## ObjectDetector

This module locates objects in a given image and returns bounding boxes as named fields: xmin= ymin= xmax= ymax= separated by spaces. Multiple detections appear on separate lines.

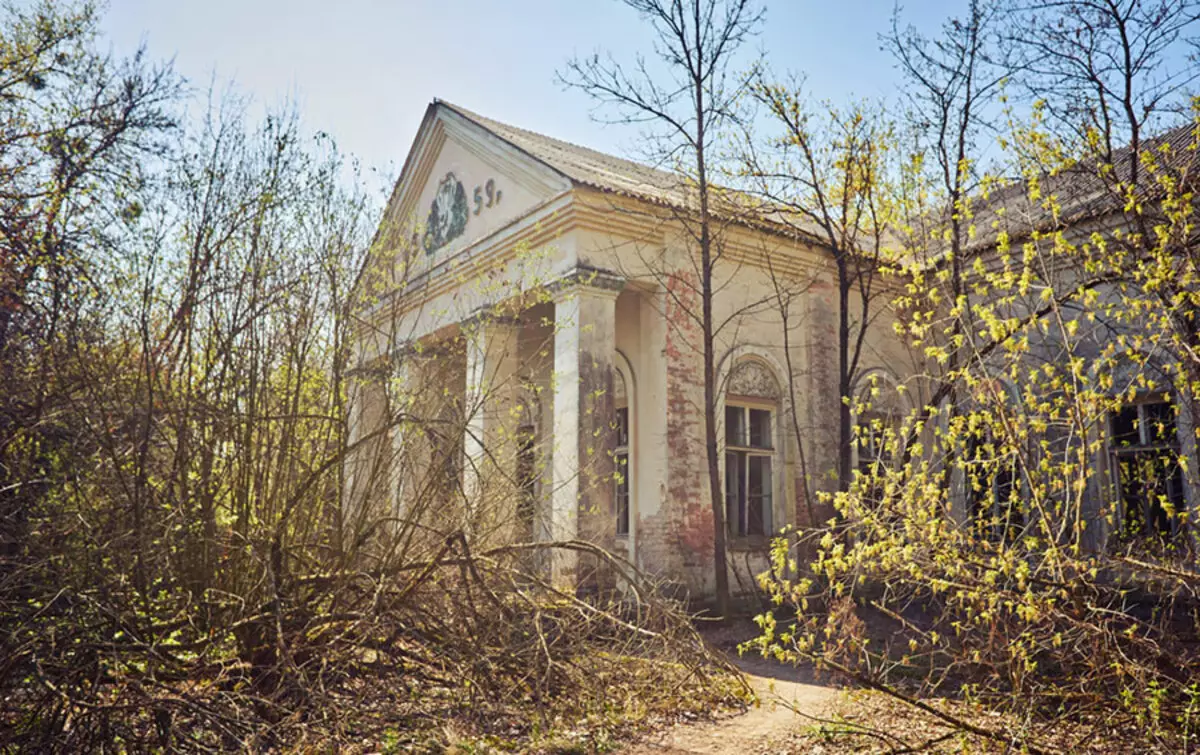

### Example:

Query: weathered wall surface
xmin=356 ymin=152 xmax=919 ymax=599
xmin=576 ymin=215 xmax=916 ymax=601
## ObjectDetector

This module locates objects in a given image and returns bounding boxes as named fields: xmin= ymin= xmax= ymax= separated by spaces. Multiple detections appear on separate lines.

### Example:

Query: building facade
xmin=346 ymin=100 xmax=911 ymax=599
xmin=347 ymin=101 xmax=1200 ymax=600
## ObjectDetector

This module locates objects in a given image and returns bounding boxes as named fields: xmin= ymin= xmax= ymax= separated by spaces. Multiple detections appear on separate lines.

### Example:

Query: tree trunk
xmin=697 ymin=59 xmax=731 ymax=619
xmin=837 ymin=261 xmax=854 ymax=493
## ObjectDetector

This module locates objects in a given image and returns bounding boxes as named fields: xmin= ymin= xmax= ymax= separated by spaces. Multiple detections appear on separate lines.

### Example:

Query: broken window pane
xmin=1142 ymin=401 xmax=1176 ymax=444
xmin=1111 ymin=405 xmax=1140 ymax=447
xmin=1110 ymin=396 xmax=1186 ymax=548
xmin=614 ymin=407 xmax=629 ymax=447
xmin=615 ymin=451 xmax=629 ymax=535
xmin=725 ymin=451 xmax=745 ymax=534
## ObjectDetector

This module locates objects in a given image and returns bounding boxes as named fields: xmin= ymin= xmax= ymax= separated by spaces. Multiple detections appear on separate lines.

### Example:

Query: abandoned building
xmin=346 ymin=100 xmax=1199 ymax=601
xmin=345 ymin=99 xmax=912 ymax=599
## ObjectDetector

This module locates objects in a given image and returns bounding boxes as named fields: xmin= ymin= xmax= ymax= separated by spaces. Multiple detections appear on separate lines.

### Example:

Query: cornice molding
xmin=357 ymin=187 xmax=840 ymax=339
xmin=394 ymin=123 xmax=447 ymax=230
xmin=459 ymin=303 xmax=522 ymax=331
xmin=548 ymin=263 xmax=626 ymax=301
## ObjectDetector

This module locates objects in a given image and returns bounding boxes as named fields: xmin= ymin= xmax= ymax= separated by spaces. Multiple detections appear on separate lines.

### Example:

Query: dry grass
xmin=772 ymin=689 xmax=1194 ymax=754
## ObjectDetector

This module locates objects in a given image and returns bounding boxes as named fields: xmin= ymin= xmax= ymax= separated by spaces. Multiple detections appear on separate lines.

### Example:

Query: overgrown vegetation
xmin=748 ymin=1 xmax=1200 ymax=752
xmin=9 ymin=0 xmax=1200 ymax=752
xmin=0 ymin=2 xmax=742 ymax=751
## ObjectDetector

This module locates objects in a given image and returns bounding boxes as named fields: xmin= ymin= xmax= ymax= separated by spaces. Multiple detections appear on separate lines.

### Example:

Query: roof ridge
xmin=434 ymin=98 xmax=677 ymax=185
xmin=428 ymin=99 xmax=834 ymax=245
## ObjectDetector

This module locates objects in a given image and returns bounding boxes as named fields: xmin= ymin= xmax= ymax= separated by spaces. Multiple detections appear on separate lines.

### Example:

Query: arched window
xmin=614 ymin=367 xmax=631 ymax=536
xmin=851 ymin=369 xmax=907 ymax=506
xmin=852 ymin=372 xmax=903 ymax=470
xmin=962 ymin=375 xmax=1026 ymax=542
xmin=724 ymin=359 xmax=782 ymax=537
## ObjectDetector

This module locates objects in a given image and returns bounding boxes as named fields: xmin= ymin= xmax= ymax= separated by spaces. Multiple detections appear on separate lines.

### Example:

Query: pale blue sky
xmin=100 ymin=1 xmax=945 ymax=174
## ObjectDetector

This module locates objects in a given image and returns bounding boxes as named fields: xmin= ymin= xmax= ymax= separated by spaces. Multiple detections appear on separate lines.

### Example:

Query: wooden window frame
xmin=1109 ymin=396 xmax=1185 ymax=543
xmin=724 ymin=400 xmax=775 ymax=538
xmin=965 ymin=431 xmax=1025 ymax=543
xmin=615 ymin=406 xmax=630 ymax=537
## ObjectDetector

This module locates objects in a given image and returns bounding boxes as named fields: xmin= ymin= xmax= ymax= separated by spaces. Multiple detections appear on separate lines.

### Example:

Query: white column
xmin=463 ymin=313 xmax=521 ymax=538
xmin=387 ymin=343 xmax=417 ymax=524
xmin=343 ymin=361 xmax=390 ymax=542
xmin=550 ymin=269 xmax=624 ymax=589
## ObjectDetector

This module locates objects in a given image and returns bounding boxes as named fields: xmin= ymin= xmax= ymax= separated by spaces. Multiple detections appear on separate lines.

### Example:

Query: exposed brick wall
xmin=805 ymin=276 xmax=842 ymax=507
xmin=639 ymin=269 xmax=713 ymax=598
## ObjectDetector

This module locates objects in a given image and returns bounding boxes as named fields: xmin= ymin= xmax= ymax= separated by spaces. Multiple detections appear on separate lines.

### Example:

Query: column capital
xmin=548 ymin=264 xmax=626 ymax=302
xmin=461 ymin=304 xmax=522 ymax=332
xmin=388 ymin=337 xmax=456 ymax=366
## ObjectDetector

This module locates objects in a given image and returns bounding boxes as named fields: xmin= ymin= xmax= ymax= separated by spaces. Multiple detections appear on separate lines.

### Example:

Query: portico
xmin=346 ymin=99 xmax=897 ymax=600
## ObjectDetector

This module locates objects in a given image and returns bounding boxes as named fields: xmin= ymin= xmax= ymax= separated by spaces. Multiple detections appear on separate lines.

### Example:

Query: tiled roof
xmin=962 ymin=122 xmax=1200 ymax=253
xmin=437 ymin=99 xmax=688 ymax=208
xmin=435 ymin=100 xmax=835 ymax=247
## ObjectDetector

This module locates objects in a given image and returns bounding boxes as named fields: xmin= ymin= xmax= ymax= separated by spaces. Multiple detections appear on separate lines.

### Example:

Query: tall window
xmin=614 ymin=407 xmax=630 ymax=536
xmin=1110 ymin=397 xmax=1185 ymax=543
xmin=516 ymin=424 xmax=537 ymax=540
xmin=854 ymin=402 xmax=901 ymax=508
xmin=966 ymin=433 xmax=1024 ymax=542
xmin=725 ymin=403 xmax=773 ymax=537
xmin=855 ymin=410 xmax=894 ymax=477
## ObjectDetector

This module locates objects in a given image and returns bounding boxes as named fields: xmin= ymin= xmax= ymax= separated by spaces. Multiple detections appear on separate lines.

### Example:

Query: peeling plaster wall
xmin=360 ymin=182 xmax=915 ymax=600
xmin=579 ymin=221 xmax=914 ymax=601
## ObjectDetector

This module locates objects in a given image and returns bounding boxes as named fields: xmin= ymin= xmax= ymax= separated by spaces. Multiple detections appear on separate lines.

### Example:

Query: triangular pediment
xmin=373 ymin=103 xmax=572 ymax=274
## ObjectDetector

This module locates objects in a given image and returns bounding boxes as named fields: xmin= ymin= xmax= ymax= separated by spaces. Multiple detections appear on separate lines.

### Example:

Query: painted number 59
xmin=473 ymin=178 xmax=502 ymax=215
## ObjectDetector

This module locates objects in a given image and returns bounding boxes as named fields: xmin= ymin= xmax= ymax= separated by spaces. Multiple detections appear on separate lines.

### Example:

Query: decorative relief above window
xmin=727 ymin=359 xmax=781 ymax=400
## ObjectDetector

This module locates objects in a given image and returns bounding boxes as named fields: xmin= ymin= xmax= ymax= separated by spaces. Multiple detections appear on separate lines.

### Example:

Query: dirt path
xmin=621 ymin=657 xmax=838 ymax=754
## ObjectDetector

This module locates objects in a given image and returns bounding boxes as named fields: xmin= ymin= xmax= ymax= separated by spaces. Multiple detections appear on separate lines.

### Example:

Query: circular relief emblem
xmin=423 ymin=172 xmax=469 ymax=255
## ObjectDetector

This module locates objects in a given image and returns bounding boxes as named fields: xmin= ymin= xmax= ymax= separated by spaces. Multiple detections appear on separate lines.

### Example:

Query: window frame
xmin=965 ymin=431 xmax=1026 ymax=543
xmin=614 ymin=406 xmax=630 ymax=537
xmin=851 ymin=405 xmax=901 ymax=510
xmin=515 ymin=424 xmax=538 ymax=540
xmin=854 ymin=409 xmax=895 ymax=478
xmin=724 ymin=399 xmax=775 ymax=539
xmin=1108 ymin=395 xmax=1185 ymax=543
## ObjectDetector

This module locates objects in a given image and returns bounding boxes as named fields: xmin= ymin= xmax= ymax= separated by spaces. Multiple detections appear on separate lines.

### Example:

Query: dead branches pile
xmin=1 ymin=533 xmax=743 ymax=752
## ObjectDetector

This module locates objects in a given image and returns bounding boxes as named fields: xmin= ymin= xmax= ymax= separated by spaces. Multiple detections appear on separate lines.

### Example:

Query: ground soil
xmin=620 ymin=647 xmax=1183 ymax=755
xmin=620 ymin=655 xmax=837 ymax=755
xmin=619 ymin=621 xmax=840 ymax=754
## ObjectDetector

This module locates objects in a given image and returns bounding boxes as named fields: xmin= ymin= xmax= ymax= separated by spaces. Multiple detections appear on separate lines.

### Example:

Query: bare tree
xmin=740 ymin=82 xmax=897 ymax=493
xmin=0 ymin=0 xmax=177 ymax=589
xmin=1006 ymin=0 xmax=1200 ymax=174
xmin=882 ymin=0 xmax=1013 ymax=460
xmin=561 ymin=0 xmax=763 ymax=617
